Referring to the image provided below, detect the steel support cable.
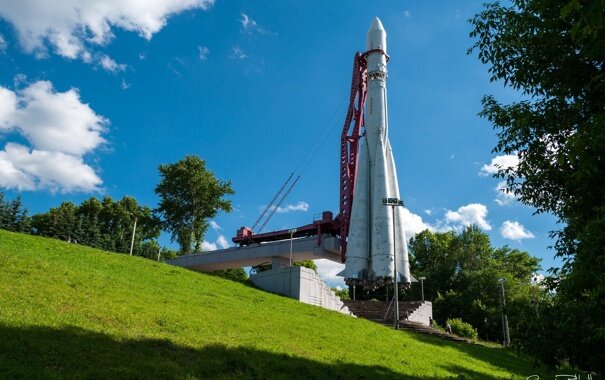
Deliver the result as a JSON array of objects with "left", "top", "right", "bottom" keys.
[
  {"left": 292, "top": 93, "right": 348, "bottom": 176},
  {"left": 251, "top": 172, "right": 294, "bottom": 232},
  {"left": 251, "top": 94, "right": 347, "bottom": 233},
  {"left": 257, "top": 175, "right": 301, "bottom": 233}
]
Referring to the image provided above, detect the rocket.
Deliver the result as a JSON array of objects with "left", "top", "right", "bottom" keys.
[{"left": 340, "top": 18, "right": 411, "bottom": 288}]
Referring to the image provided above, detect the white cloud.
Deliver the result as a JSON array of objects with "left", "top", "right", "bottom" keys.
[
  {"left": 500, "top": 220, "right": 534, "bottom": 240},
  {"left": 120, "top": 79, "right": 131, "bottom": 90},
  {"left": 230, "top": 46, "right": 247, "bottom": 60},
  {"left": 240, "top": 13, "right": 256, "bottom": 30},
  {"left": 240, "top": 13, "right": 266, "bottom": 34},
  {"left": 495, "top": 181, "right": 516, "bottom": 206},
  {"left": 0, "top": 81, "right": 106, "bottom": 193},
  {"left": 531, "top": 273, "right": 544, "bottom": 285},
  {"left": 198, "top": 46, "right": 209, "bottom": 61},
  {"left": 99, "top": 54, "right": 126, "bottom": 72},
  {"left": 404, "top": 10, "right": 411, "bottom": 18},
  {"left": 401, "top": 207, "right": 430, "bottom": 238},
  {"left": 275, "top": 201, "right": 309, "bottom": 213},
  {"left": 209, "top": 220, "right": 221, "bottom": 231},
  {"left": 0, "top": 0, "right": 213, "bottom": 64},
  {"left": 444, "top": 203, "right": 491, "bottom": 231},
  {"left": 202, "top": 234, "right": 230, "bottom": 251},
  {"left": 424, "top": 209, "right": 432, "bottom": 216},
  {"left": 4, "top": 81, "right": 107, "bottom": 156},
  {"left": 315, "top": 259, "right": 345, "bottom": 288},
  {"left": 480, "top": 154, "right": 519, "bottom": 176},
  {"left": 0, "top": 87, "right": 17, "bottom": 130},
  {"left": 216, "top": 235, "right": 230, "bottom": 249},
  {"left": 0, "top": 34, "right": 6, "bottom": 52},
  {"left": 202, "top": 240, "right": 217, "bottom": 251},
  {"left": 0, "top": 143, "right": 102, "bottom": 192}
]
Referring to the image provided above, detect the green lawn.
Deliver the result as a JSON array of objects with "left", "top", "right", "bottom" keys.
[{"left": 0, "top": 230, "right": 553, "bottom": 379}]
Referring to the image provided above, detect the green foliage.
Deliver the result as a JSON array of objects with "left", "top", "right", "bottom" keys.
[
  {"left": 0, "top": 192, "right": 31, "bottom": 233},
  {"left": 251, "top": 260, "right": 317, "bottom": 275},
  {"left": 30, "top": 196, "right": 162, "bottom": 257},
  {"left": 470, "top": 0, "right": 605, "bottom": 373},
  {"left": 159, "top": 247, "right": 179, "bottom": 261},
  {"left": 409, "top": 226, "right": 542, "bottom": 346},
  {"left": 292, "top": 260, "right": 317, "bottom": 272},
  {"left": 332, "top": 287, "right": 350, "bottom": 300},
  {"left": 155, "top": 155, "right": 234, "bottom": 254},
  {"left": 0, "top": 230, "right": 556, "bottom": 378},
  {"left": 210, "top": 268, "right": 249, "bottom": 283},
  {"left": 447, "top": 318, "right": 479, "bottom": 341}
]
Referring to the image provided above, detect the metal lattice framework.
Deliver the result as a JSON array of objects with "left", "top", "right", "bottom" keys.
[
  {"left": 338, "top": 52, "right": 367, "bottom": 263},
  {"left": 233, "top": 53, "right": 368, "bottom": 262}
]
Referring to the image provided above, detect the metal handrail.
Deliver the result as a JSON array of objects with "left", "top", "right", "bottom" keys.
[{"left": 384, "top": 297, "right": 395, "bottom": 321}]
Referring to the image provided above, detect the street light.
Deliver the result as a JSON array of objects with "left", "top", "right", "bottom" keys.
[
  {"left": 497, "top": 278, "right": 511, "bottom": 347},
  {"left": 288, "top": 228, "right": 297, "bottom": 266},
  {"left": 382, "top": 197, "right": 404, "bottom": 330},
  {"left": 129, "top": 214, "right": 138, "bottom": 256},
  {"left": 418, "top": 276, "right": 426, "bottom": 302}
]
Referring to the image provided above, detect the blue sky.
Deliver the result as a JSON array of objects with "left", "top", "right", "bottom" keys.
[{"left": 0, "top": 1, "right": 558, "bottom": 286}]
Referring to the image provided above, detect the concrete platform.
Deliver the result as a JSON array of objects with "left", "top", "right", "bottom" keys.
[{"left": 167, "top": 234, "right": 341, "bottom": 272}]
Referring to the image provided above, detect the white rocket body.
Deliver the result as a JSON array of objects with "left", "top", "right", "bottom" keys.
[{"left": 341, "top": 18, "right": 411, "bottom": 287}]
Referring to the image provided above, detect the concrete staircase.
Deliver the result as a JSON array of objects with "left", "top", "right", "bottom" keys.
[{"left": 343, "top": 300, "right": 471, "bottom": 343}]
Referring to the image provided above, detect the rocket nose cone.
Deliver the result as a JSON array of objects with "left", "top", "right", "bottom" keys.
[
  {"left": 369, "top": 17, "right": 385, "bottom": 31},
  {"left": 366, "top": 17, "right": 387, "bottom": 51}
]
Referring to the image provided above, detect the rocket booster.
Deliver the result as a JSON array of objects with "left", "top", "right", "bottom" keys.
[{"left": 341, "top": 18, "right": 411, "bottom": 288}]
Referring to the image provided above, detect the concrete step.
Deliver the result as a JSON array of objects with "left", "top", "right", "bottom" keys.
[{"left": 344, "top": 300, "right": 470, "bottom": 344}]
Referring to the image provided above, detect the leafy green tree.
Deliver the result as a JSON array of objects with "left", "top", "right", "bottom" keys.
[
  {"left": 76, "top": 197, "right": 103, "bottom": 248},
  {"left": 155, "top": 156, "right": 234, "bottom": 254},
  {"left": 32, "top": 202, "right": 79, "bottom": 241},
  {"left": 470, "top": 0, "right": 605, "bottom": 372},
  {"left": 31, "top": 196, "right": 161, "bottom": 257},
  {"left": 0, "top": 193, "right": 31, "bottom": 233},
  {"left": 409, "top": 226, "right": 542, "bottom": 345},
  {"left": 332, "top": 287, "right": 350, "bottom": 300}
]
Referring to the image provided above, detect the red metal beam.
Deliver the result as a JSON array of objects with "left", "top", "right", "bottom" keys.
[{"left": 337, "top": 52, "right": 367, "bottom": 262}]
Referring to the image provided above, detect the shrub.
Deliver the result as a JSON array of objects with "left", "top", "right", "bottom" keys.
[
  {"left": 332, "top": 287, "right": 350, "bottom": 300},
  {"left": 447, "top": 318, "right": 479, "bottom": 340}
]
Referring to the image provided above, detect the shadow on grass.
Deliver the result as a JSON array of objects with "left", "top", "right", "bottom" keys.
[
  {"left": 400, "top": 329, "right": 554, "bottom": 378},
  {"left": 0, "top": 324, "right": 427, "bottom": 379}
]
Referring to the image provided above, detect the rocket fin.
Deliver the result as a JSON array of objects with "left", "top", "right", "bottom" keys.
[{"left": 385, "top": 139, "right": 411, "bottom": 284}]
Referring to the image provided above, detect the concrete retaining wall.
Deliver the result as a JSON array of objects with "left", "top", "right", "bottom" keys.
[{"left": 251, "top": 266, "right": 352, "bottom": 315}]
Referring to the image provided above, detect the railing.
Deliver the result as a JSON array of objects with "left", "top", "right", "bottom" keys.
[{"left": 383, "top": 297, "right": 395, "bottom": 321}]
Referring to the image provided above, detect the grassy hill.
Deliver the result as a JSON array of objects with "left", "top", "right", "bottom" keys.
[{"left": 0, "top": 229, "right": 553, "bottom": 379}]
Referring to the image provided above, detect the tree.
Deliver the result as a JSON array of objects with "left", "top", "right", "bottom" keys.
[
  {"left": 31, "top": 196, "right": 161, "bottom": 256},
  {"left": 470, "top": 0, "right": 605, "bottom": 373},
  {"left": 155, "top": 156, "right": 234, "bottom": 254},
  {"left": 408, "top": 226, "right": 542, "bottom": 345},
  {"left": 32, "top": 202, "right": 79, "bottom": 241},
  {"left": 0, "top": 193, "right": 30, "bottom": 233}
]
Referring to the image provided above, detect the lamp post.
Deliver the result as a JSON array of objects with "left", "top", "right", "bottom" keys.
[
  {"left": 498, "top": 278, "right": 511, "bottom": 347},
  {"left": 288, "top": 228, "right": 297, "bottom": 266},
  {"left": 382, "top": 197, "right": 404, "bottom": 330},
  {"left": 129, "top": 214, "right": 138, "bottom": 256},
  {"left": 419, "top": 276, "right": 426, "bottom": 302}
]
